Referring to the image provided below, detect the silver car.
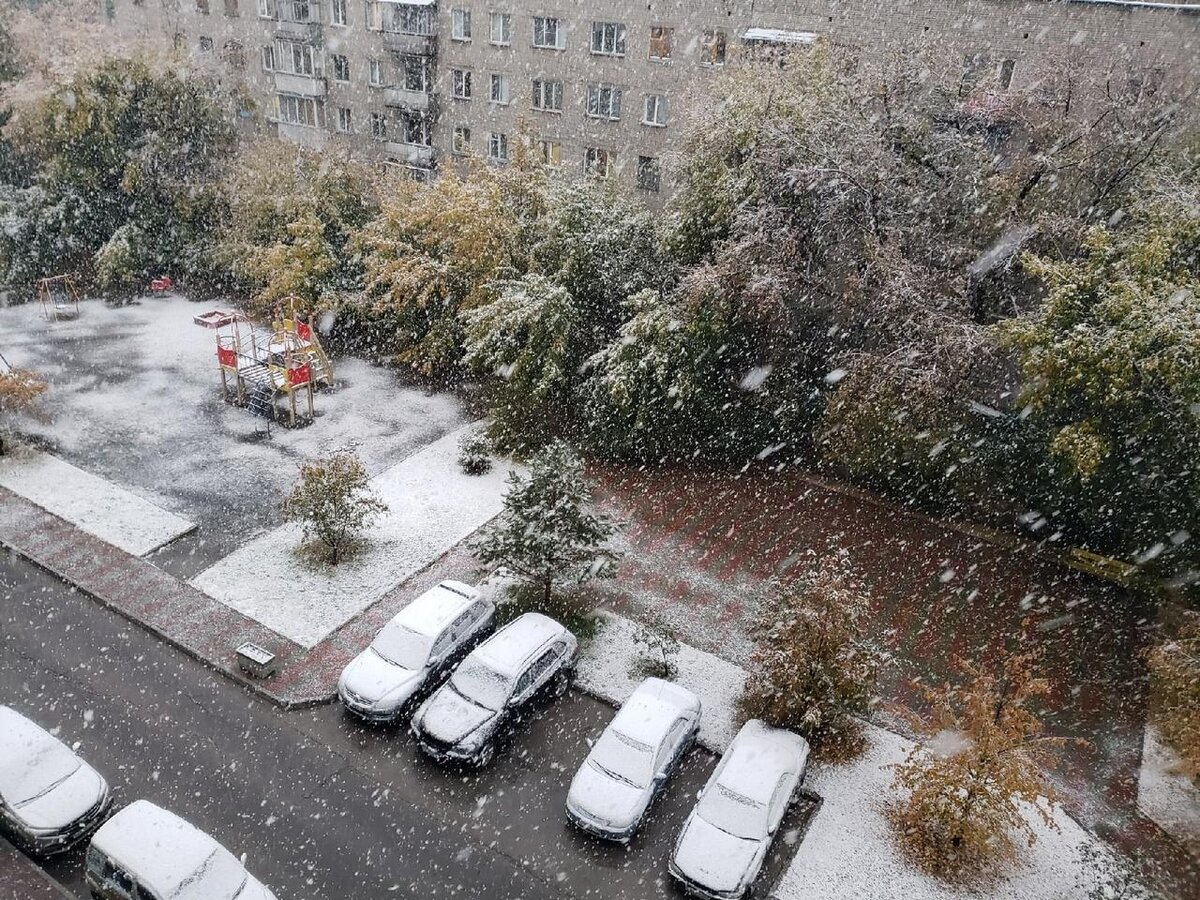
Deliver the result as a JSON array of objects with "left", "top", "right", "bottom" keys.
[
  {"left": 338, "top": 580, "right": 495, "bottom": 722},
  {"left": 0, "top": 705, "right": 111, "bottom": 855},
  {"left": 411, "top": 612, "right": 578, "bottom": 767},
  {"left": 669, "top": 719, "right": 810, "bottom": 900},
  {"left": 566, "top": 677, "right": 701, "bottom": 842}
]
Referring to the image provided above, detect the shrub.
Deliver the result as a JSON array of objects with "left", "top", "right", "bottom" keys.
[
  {"left": 457, "top": 429, "right": 493, "bottom": 475},
  {"left": 281, "top": 448, "right": 387, "bottom": 565}
]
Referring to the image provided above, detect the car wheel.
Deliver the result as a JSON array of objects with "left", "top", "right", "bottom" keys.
[
  {"left": 555, "top": 666, "right": 576, "bottom": 697},
  {"left": 476, "top": 741, "right": 495, "bottom": 768}
]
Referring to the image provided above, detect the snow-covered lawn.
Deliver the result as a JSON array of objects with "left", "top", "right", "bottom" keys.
[
  {"left": 1137, "top": 726, "right": 1200, "bottom": 854},
  {"left": 0, "top": 448, "right": 194, "bottom": 555},
  {"left": 191, "top": 423, "right": 514, "bottom": 647},
  {"left": 577, "top": 609, "right": 1133, "bottom": 900}
]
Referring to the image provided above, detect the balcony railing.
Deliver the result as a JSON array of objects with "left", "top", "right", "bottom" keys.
[
  {"left": 382, "top": 32, "right": 437, "bottom": 55},
  {"left": 385, "top": 142, "right": 433, "bottom": 165},
  {"left": 383, "top": 87, "right": 435, "bottom": 111},
  {"left": 274, "top": 71, "right": 326, "bottom": 97}
]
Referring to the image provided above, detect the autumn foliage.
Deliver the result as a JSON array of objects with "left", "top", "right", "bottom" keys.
[
  {"left": 0, "top": 366, "right": 47, "bottom": 454},
  {"left": 1145, "top": 611, "right": 1200, "bottom": 782},
  {"left": 281, "top": 448, "right": 387, "bottom": 565}
]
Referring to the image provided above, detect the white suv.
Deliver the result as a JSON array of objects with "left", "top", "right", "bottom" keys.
[
  {"left": 411, "top": 612, "right": 578, "bottom": 767},
  {"left": 339, "top": 580, "right": 495, "bottom": 722}
]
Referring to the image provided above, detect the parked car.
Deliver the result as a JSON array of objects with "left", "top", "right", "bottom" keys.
[
  {"left": 669, "top": 719, "right": 810, "bottom": 900},
  {"left": 338, "top": 580, "right": 495, "bottom": 722},
  {"left": 86, "top": 800, "right": 277, "bottom": 900},
  {"left": 411, "top": 612, "right": 577, "bottom": 767},
  {"left": 0, "top": 705, "right": 111, "bottom": 855},
  {"left": 566, "top": 677, "right": 701, "bottom": 842}
]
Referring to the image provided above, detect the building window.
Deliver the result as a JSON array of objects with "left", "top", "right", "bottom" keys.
[
  {"left": 584, "top": 147, "right": 614, "bottom": 178},
  {"left": 256, "top": 0, "right": 274, "bottom": 18},
  {"left": 532, "top": 16, "right": 562, "bottom": 49},
  {"left": 586, "top": 83, "right": 622, "bottom": 120},
  {"left": 197, "top": 0, "right": 210, "bottom": 14},
  {"left": 643, "top": 94, "right": 667, "bottom": 126},
  {"left": 403, "top": 55, "right": 431, "bottom": 92},
  {"left": 999, "top": 58, "right": 1016, "bottom": 90},
  {"left": 490, "top": 73, "right": 510, "bottom": 104},
  {"left": 452, "top": 8, "right": 472, "bottom": 41},
  {"left": 369, "top": 58, "right": 384, "bottom": 86},
  {"left": 591, "top": 21, "right": 626, "bottom": 57},
  {"left": 636, "top": 155, "right": 661, "bottom": 192},
  {"left": 224, "top": 0, "right": 239, "bottom": 16},
  {"left": 278, "top": 0, "right": 316, "bottom": 23},
  {"left": 222, "top": 40, "right": 246, "bottom": 69},
  {"left": 336, "top": 106, "right": 353, "bottom": 133},
  {"left": 199, "top": 36, "right": 214, "bottom": 51},
  {"left": 700, "top": 29, "right": 726, "bottom": 66},
  {"left": 488, "top": 132, "right": 509, "bottom": 162},
  {"left": 332, "top": 54, "right": 350, "bottom": 82},
  {"left": 453, "top": 125, "right": 471, "bottom": 154},
  {"left": 278, "top": 94, "right": 322, "bottom": 126},
  {"left": 276, "top": 39, "right": 316, "bottom": 76},
  {"left": 261, "top": 45, "right": 276, "bottom": 71},
  {"left": 452, "top": 69, "right": 472, "bottom": 99},
  {"left": 531, "top": 78, "right": 562, "bottom": 112},
  {"left": 371, "top": 111, "right": 388, "bottom": 138},
  {"left": 330, "top": 0, "right": 347, "bottom": 25},
  {"left": 649, "top": 25, "right": 672, "bottom": 61},
  {"left": 537, "top": 139, "right": 561, "bottom": 166},
  {"left": 368, "top": 0, "right": 433, "bottom": 34},
  {"left": 490, "top": 12, "right": 511, "bottom": 45}
]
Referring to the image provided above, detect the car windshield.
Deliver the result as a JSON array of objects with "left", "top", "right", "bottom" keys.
[
  {"left": 697, "top": 784, "right": 768, "bottom": 841},
  {"left": 371, "top": 622, "right": 433, "bottom": 670},
  {"left": 450, "top": 657, "right": 512, "bottom": 711},
  {"left": 591, "top": 729, "right": 654, "bottom": 789}
]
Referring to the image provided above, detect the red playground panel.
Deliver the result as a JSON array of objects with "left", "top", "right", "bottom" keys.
[
  {"left": 150, "top": 276, "right": 173, "bottom": 292},
  {"left": 287, "top": 363, "right": 311, "bottom": 387}
]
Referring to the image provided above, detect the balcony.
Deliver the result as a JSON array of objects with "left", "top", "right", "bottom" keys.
[
  {"left": 385, "top": 142, "right": 433, "bottom": 165},
  {"left": 277, "top": 122, "right": 328, "bottom": 149},
  {"left": 274, "top": 72, "right": 326, "bottom": 97},
  {"left": 275, "top": 1, "right": 321, "bottom": 38},
  {"left": 382, "top": 32, "right": 437, "bottom": 56},
  {"left": 383, "top": 87, "right": 435, "bottom": 111}
]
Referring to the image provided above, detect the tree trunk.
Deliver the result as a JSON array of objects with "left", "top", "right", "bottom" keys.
[{"left": 542, "top": 575, "right": 553, "bottom": 607}]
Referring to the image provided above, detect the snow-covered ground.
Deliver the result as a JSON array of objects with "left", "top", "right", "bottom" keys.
[
  {"left": 0, "top": 447, "right": 194, "bottom": 555},
  {"left": 1137, "top": 726, "right": 1200, "bottom": 854},
  {"left": 576, "top": 609, "right": 1137, "bottom": 900},
  {"left": 192, "top": 423, "right": 514, "bottom": 647}
]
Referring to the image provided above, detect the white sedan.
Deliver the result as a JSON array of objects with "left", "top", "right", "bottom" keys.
[
  {"left": 669, "top": 719, "right": 809, "bottom": 899},
  {"left": 565, "top": 677, "right": 700, "bottom": 842},
  {"left": 0, "top": 705, "right": 111, "bottom": 854}
]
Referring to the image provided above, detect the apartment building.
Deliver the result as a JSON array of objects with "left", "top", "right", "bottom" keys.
[{"left": 101, "top": 0, "right": 1200, "bottom": 198}]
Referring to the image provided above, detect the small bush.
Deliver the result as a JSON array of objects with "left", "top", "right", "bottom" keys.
[
  {"left": 458, "top": 429, "right": 493, "bottom": 475},
  {"left": 1145, "top": 611, "right": 1200, "bottom": 783},
  {"left": 282, "top": 447, "right": 387, "bottom": 565},
  {"left": 630, "top": 613, "right": 680, "bottom": 680}
]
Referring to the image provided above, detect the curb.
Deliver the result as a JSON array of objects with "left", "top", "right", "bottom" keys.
[{"left": 0, "top": 837, "right": 76, "bottom": 900}]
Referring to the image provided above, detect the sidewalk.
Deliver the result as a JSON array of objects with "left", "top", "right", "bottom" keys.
[
  {"left": 0, "top": 486, "right": 478, "bottom": 708},
  {"left": 0, "top": 838, "right": 74, "bottom": 900}
]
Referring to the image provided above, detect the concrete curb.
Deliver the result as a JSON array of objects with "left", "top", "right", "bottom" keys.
[{"left": 0, "top": 837, "right": 76, "bottom": 900}]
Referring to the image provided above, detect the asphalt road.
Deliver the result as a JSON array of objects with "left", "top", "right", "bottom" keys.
[{"left": 0, "top": 555, "right": 816, "bottom": 900}]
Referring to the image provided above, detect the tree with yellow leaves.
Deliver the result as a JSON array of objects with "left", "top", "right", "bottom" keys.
[{"left": 0, "top": 364, "right": 46, "bottom": 455}]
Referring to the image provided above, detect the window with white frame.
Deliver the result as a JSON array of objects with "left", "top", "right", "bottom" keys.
[
  {"left": 531, "top": 78, "right": 562, "bottom": 112},
  {"left": 700, "top": 28, "right": 727, "bottom": 66},
  {"left": 452, "top": 69, "right": 472, "bottom": 99},
  {"left": 261, "top": 45, "right": 275, "bottom": 70},
  {"left": 332, "top": 54, "right": 350, "bottom": 82},
  {"left": 277, "top": 94, "right": 322, "bottom": 126},
  {"left": 490, "top": 12, "right": 511, "bottom": 45},
  {"left": 399, "top": 110, "right": 431, "bottom": 145},
  {"left": 643, "top": 94, "right": 667, "bottom": 126},
  {"left": 537, "top": 139, "right": 561, "bottom": 166},
  {"left": 488, "top": 132, "right": 508, "bottom": 162},
  {"left": 402, "top": 55, "right": 431, "bottom": 92},
  {"left": 532, "top": 16, "right": 562, "bottom": 49},
  {"left": 586, "top": 83, "right": 622, "bottom": 120},
  {"left": 330, "top": 0, "right": 347, "bottom": 25},
  {"left": 451, "top": 7, "right": 472, "bottom": 40},
  {"left": 453, "top": 124, "right": 471, "bottom": 154},
  {"left": 256, "top": 0, "right": 274, "bottom": 18},
  {"left": 649, "top": 26, "right": 672, "bottom": 61},
  {"left": 584, "top": 147, "right": 614, "bottom": 178},
  {"left": 489, "top": 72, "right": 509, "bottom": 104},
  {"left": 277, "top": 0, "right": 316, "bottom": 23},
  {"left": 636, "top": 155, "right": 661, "bottom": 191},
  {"left": 369, "top": 58, "right": 384, "bottom": 86},
  {"left": 336, "top": 106, "right": 352, "bottom": 132},
  {"left": 590, "top": 21, "right": 626, "bottom": 56},
  {"left": 371, "top": 111, "right": 388, "bottom": 138},
  {"left": 275, "top": 39, "right": 317, "bottom": 76}
]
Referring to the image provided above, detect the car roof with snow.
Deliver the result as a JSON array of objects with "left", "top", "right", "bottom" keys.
[
  {"left": 393, "top": 580, "right": 481, "bottom": 636},
  {"left": 716, "top": 721, "right": 805, "bottom": 805},
  {"left": 90, "top": 800, "right": 250, "bottom": 900},
  {"left": 473, "top": 612, "right": 566, "bottom": 677},
  {"left": 0, "top": 706, "right": 82, "bottom": 805},
  {"left": 610, "top": 679, "right": 699, "bottom": 747}
]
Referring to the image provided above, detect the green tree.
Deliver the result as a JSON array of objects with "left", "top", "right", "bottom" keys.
[{"left": 281, "top": 448, "right": 388, "bottom": 565}]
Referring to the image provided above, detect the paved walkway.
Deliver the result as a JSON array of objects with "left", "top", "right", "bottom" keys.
[
  {"left": 0, "top": 838, "right": 73, "bottom": 900},
  {"left": 0, "top": 486, "right": 478, "bottom": 707}
]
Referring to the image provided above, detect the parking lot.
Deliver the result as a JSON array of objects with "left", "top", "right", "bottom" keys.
[{"left": 1, "top": 554, "right": 817, "bottom": 900}]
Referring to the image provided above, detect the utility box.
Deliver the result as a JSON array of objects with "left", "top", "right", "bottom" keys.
[{"left": 235, "top": 642, "right": 277, "bottom": 679}]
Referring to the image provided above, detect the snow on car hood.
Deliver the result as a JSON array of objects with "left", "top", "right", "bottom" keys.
[
  {"left": 419, "top": 687, "right": 495, "bottom": 745},
  {"left": 567, "top": 762, "right": 645, "bottom": 829},
  {"left": 342, "top": 650, "right": 421, "bottom": 705},
  {"left": 673, "top": 815, "right": 761, "bottom": 894},
  {"left": 233, "top": 875, "right": 278, "bottom": 900},
  {"left": 12, "top": 764, "right": 104, "bottom": 832}
]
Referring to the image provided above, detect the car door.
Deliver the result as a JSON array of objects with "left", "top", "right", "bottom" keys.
[
  {"left": 661, "top": 717, "right": 690, "bottom": 778},
  {"left": 428, "top": 629, "right": 454, "bottom": 673},
  {"left": 767, "top": 772, "right": 790, "bottom": 835}
]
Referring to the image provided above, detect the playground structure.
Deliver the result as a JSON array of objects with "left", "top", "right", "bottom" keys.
[
  {"left": 36, "top": 275, "right": 82, "bottom": 322},
  {"left": 193, "top": 298, "right": 334, "bottom": 427}
]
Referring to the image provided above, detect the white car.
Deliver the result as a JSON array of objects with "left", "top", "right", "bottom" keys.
[
  {"left": 566, "top": 677, "right": 701, "bottom": 842},
  {"left": 338, "top": 580, "right": 495, "bottom": 722},
  {"left": 0, "top": 705, "right": 111, "bottom": 855},
  {"left": 669, "top": 720, "right": 810, "bottom": 900},
  {"left": 86, "top": 800, "right": 277, "bottom": 900},
  {"left": 411, "top": 612, "right": 578, "bottom": 767}
]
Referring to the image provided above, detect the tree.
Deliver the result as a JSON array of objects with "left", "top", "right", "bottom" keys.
[
  {"left": 281, "top": 448, "right": 387, "bottom": 565},
  {"left": 457, "top": 429, "right": 493, "bottom": 476},
  {"left": 0, "top": 365, "right": 47, "bottom": 455},
  {"left": 630, "top": 612, "right": 680, "bottom": 680},
  {"left": 740, "top": 551, "right": 884, "bottom": 752},
  {"left": 472, "top": 441, "right": 619, "bottom": 605},
  {"left": 889, "top": 651, "right": 1072, "bottom": 878},
  {"left": 1144, "top": 611, "right": 1200, "bottom": 782}
]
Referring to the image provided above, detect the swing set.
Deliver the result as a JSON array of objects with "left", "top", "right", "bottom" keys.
[{"left": 35, "top": 275, "right": 82, "bottom": 322}]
